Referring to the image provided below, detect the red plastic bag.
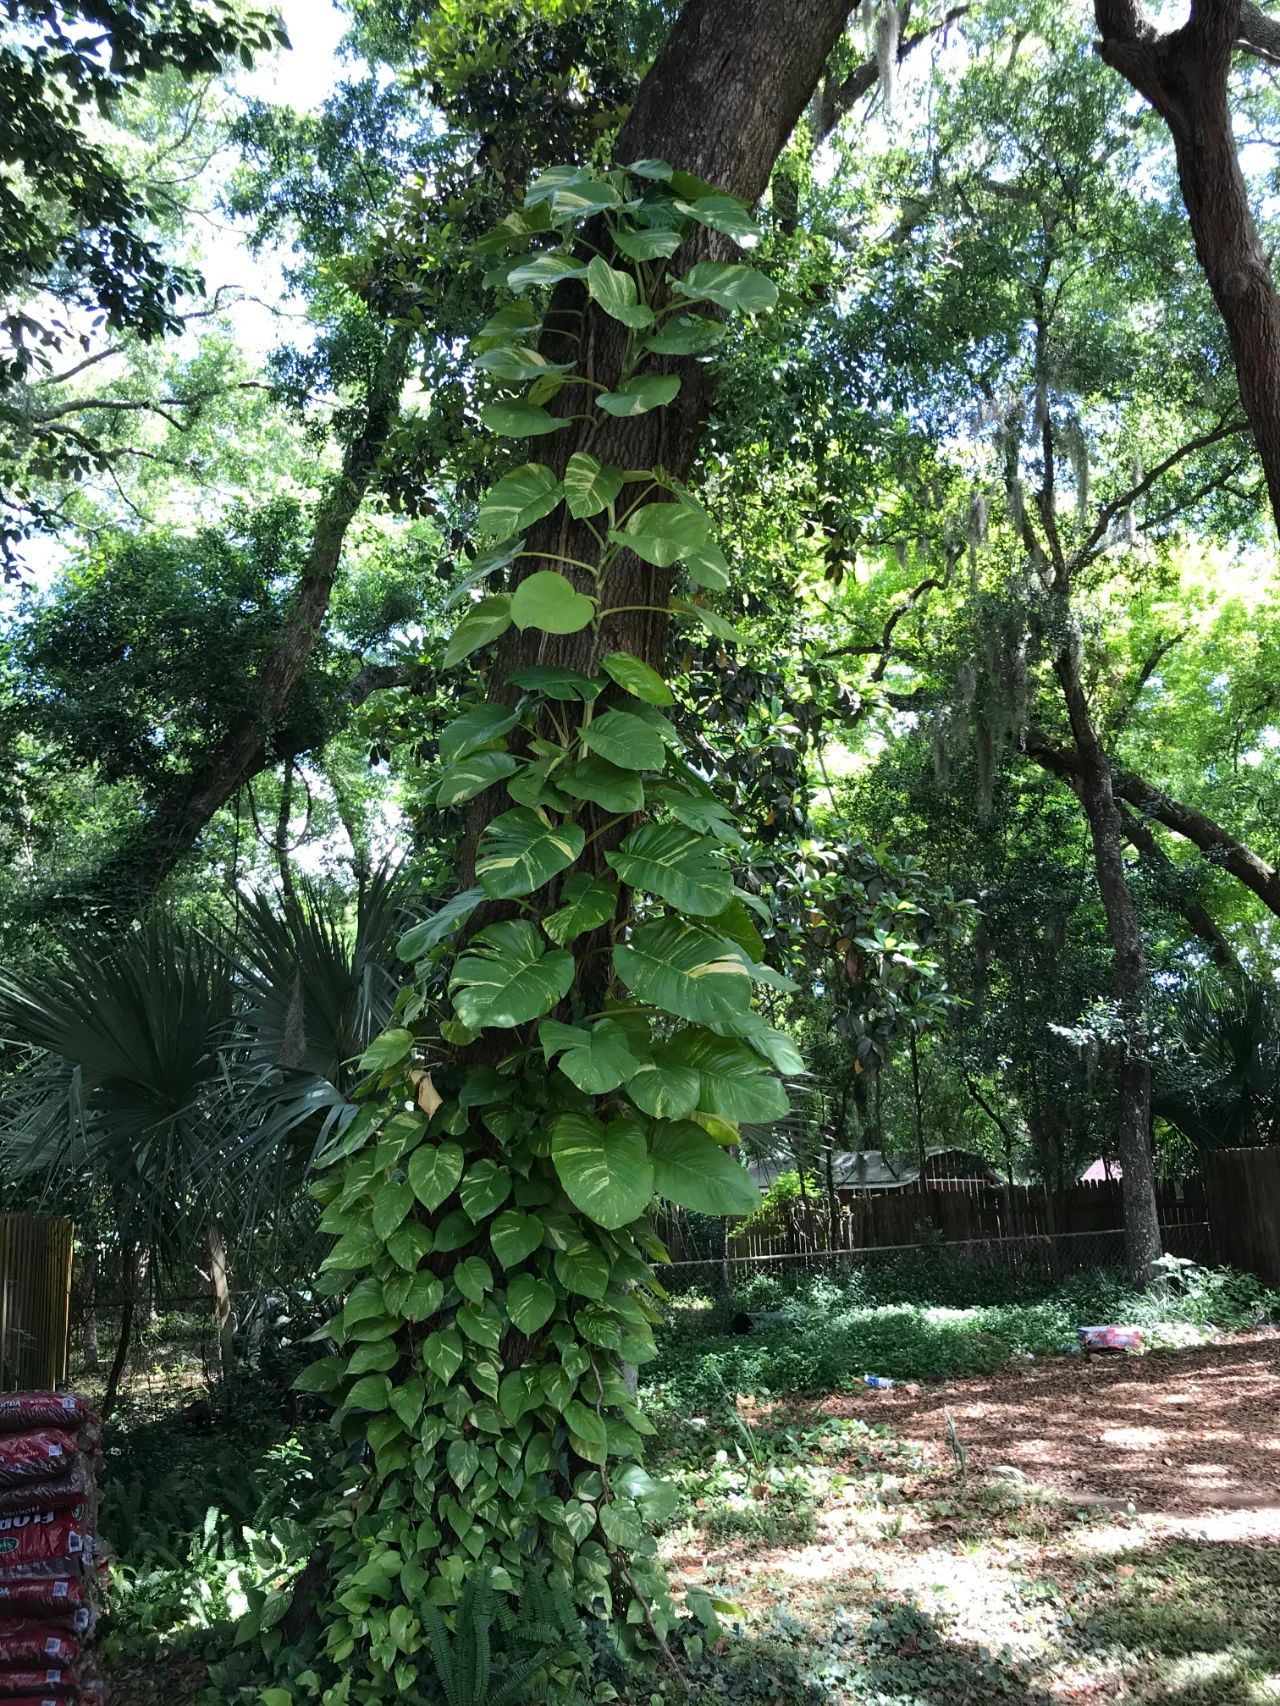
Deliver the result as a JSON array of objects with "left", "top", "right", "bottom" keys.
[
  {"left": 0, "top": 1400, "right": 96, "bottom": 1438},
  {"left": 0, "top": 1628, "right": 78, "bottom": 1664},
  {"left": 0, "top": 1583, "right": 86, "bottom": 1614},
  {"left": 0, "top": 1440, "right": 78, "bottom": 1491},
  {"left": 0, "top": 1512, "right": 93, "bottom": 1573},
  {"left": 0, "top": 1468, "right": 93, "bottom": 1518},
  {"left": 0, "top": 1616, "right": 86, "bottom": 1647},
  {"left": 0, "top": 1672, "right": 75, "bottom": 1698}
]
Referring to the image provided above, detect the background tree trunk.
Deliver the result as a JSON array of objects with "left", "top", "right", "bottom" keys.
[{"left": 1055, "top": 644, "right": 1162, "bottom": 1285}]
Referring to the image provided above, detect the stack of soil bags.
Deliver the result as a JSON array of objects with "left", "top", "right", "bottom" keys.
[{"left": 0, "top": 1394, "right": 108, "bottom": 1704}]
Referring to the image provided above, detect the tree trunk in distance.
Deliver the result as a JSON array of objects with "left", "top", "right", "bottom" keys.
[
  {"left": 1054, "top": 643, "right": 1162, "bottom": 1286},
  {"left": 1094, "top": 0, "right": 1280, "bottom": 532},
  {"left": 208, "top": 1223, "right": 235, "bottom": 1385}
]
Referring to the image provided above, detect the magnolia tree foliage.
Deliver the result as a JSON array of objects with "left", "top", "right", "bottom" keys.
[{"left": 271, "top": 163, "right": 804, "bottom": 1702}]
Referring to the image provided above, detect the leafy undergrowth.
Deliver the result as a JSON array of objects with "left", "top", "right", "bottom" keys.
[{"left": 642, "top": 1260, "right": 1280, "bottom": 1409}]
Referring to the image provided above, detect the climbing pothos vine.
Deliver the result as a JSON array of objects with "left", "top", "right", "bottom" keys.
[{"left": 273, "top": 161, "right": 802, "bottom": 1704}]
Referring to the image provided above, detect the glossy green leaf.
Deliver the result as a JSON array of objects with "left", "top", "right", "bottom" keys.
[
  {"left": 507, "top": 1273, "right": 557, "bottom": 1334},
  {"left": 402, "top": 1272, "right": 445, "bottom": 1321},
  {"left": 359, "top": 1028, "right": 414, "bottom": 1074},
  {"left": 672, "top": 261, "right": 778, "bottom": 314},
  {"left": 625, "top": 1047, "right": 701, "bottom": 1120},
  {"left": 649, "top": 1119, "right": 760, "bottom": 1215},
  {"left": 540, "top": 1018, "right": 640, "bottom": 1094},
  {"left": 451, "top": 919, "right": 574, "bottom": 1028},
  {"left": 475, "top": 346, "right": 573, "bottom": 382},
  {"left": 453, "top": 1256, "right": 494, "bottom": 1305},
  {"left": 525, "top": 167, "right": 621, "bottom": 217},
  {"left": 580, "top": 709, "right": 665, "bottom": 771},
  {"left": 611, "top": 502, "right": 708, "bottom": 568},
  {"left": 673, "top": 597, "right": 742, "bottom": 643},
  {"left": 641, "top": 313, "right": 726, "bottom": 356},
  {"left": 606, "top": 821, "right": 733, "bottom": 916},
  {"left": 477, "top": 463, "right": 563, "bottom": 541},
  {"left": 397, "top": 887, "right": 485, "bottom": 961},
  {"left": 599, "top": 652, "right": 674, "bottom": 706},
  {"left": 613, "top": 918, "right": 752, "bottom": 1023},
  {"left": 439, "top": 703, "right": 520, "bottom": 764},
  {"left": 553, "top": 1239, "right": 610, "bottom": 1300},
  {"left": 435, "top": 750, "right": 518, "bottom": 808},
  {"left": 510, "top": 570, "right": 596, "bottom": 634},
  {"left": 475, "top": 808, "right": 585, "bottom": 900},
  {"left": 408, "top": 1142, "right": 464, "bottom": 1213},
  {"left": 612, "top": 225, "right": 682, "bottom": 261},
  {"left": 424, "top": 1328, "right": 464, "bottom": 1383},
  {"left": 480, "top": 401, "right": 568, "bottom": 438},
  {"left": 442, "top": 595, "right": 513, "bottom": 668},
  {"left": 597, "top": 374, "right": 681, "bottom": 417},
  {"left": 508, "top": 664, "right": 602, "bottom": 702},
  {"left": 386, "top": 1219, "right": 434, "bottom": 1271},
  {"left": 489, "top": 1210, "right": 544, "bottom": 1269},
  {"left": 563, "top": 453, "right": 625, "bottom": 520},
  {"left": 506, "top": 251, "right": 589, "bottom": 289},
  {"left": 543, "top": 873, "right": 620, "bottom": 946},
  {"left": 669, "top": 1031, "right": 789, "bottom": 1121},
  {"left": 674, "top": 193, "right": 762, "bottom": 246},
  {"left": 558, "top": 755, "right": 645, "bottom": 813},
  {"left": 459, "top": 1159, "right": 512, "bottom": 1220},
  {"left": 551, "top": 1111, "right": 653, "bottom": 1229},
  {"left": 586, "top": 255, "right": 654, "bottom": 328},
  {"left": 371, "top": 1179, "right": 414, "bottom": 1241}
]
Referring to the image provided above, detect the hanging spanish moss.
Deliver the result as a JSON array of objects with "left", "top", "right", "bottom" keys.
[
  {"left": 875, "top": 1, "right": 900, "bottom": 112},
  {"left": 1062, "top": 414, "right": 1090, "bottom": 524}
]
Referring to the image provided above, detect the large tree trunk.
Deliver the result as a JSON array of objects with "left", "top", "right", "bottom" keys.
[
  {"left": 469, "top": 0, "right": 857, "bottom": 762},
  {"left": 1054, "top": 643, "right": 1162, "bottom": 1285},
  {"left": 1094, "top": 0, "right": 1280, "bottom": 531}
]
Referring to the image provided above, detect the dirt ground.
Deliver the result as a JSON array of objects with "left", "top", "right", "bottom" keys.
[{"left": 821, "top": 1328, "right": 1280, "bottom": 1530}]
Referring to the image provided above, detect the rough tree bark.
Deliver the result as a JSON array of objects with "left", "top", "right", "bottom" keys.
[
  {"left": 1054, "top": 640, "right": 1162, "bottom": 1284},
  {"left": 462, "top": 0, "right": 860, "bottom": 908},
  {"left": 1094, "top": 0, "right": 1280, "bottom": 530},
  {"left": 89, "top": 327, "right": 411, "bottom": 916}
]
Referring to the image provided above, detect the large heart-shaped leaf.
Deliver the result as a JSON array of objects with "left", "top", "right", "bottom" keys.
[
  {"left": 475, "top": 346, "right": 573, "bottom": 382},
  {"left": 540, "top": 1019, "right": 640, "bottom": 1094},
  {"left": 506, "top": 252, "right": 589, "bottom": 290},
  {"left": 450, "top": 920, "right": 574, "bottom": 1028},
  {"left": 477, "top": 463, "right": 564, "bottom": 541},
  {"left": 581, "top": 709, "right": 666, "bottom": 771},
  {"left": 543, "top": 874, "right": 620, "bottom": 946},
  {"left": 397, "top": 887, "right": 485, "bottom": 961},
  {"left": 359, "top": 1028, "right": 414, "bottom": 1073},
  {"left": 435, "top": 750, "right": 518, "bottom": 808},
  {"left": 459, "top": 1159, "right": 512, "bottom": 1220},
  {"left": 510, "top": 570, "right": 596, "bottom": 634},
  {"left": 525, "top": 167, "right": 621, "bottom": 217},
  {"left": 625, "top": 1045, "right": 701, "bottom": 1120},
  {"left": 600, "top": 652, "right": 674, "bottom": 707},
  {"left": 606, "top": 821, "right": 733, "bottom": 916},
  {"left": 587, "top": 256, "right": 654, "bottom": 328},
  {"left": 613, "top": 918, "right": 752, "bottom": 1024},
  {"left": 408, "top": 1142, "right": 465, "bottom": 1213},
  {"left": 480, "top": 401, "right": 568, "bottom": 438},
  {"left": 612, "top": 225, "right": 683, "bottom": 262},
  {"left": 443, "top": 595, "right": 513, "bottom": 668},
  {"left": 611, "top": 502, "right": 708, "bottom": 568},
  {"left": 490, "top": 1210, "right": 544, "bottom": 1269},
  {"left": 507, "top": 1273, "right": 557, "bottom": 1333},
  {"left": 476, "top": 808, "right": 585, "bottom": 899},
  {"left": 439, "top": 703, "right": 520, "bottom": 764},
  {"left": 508, "top": 665, "right": 603, "bottom": 702},
  {"left": 674, "top": 193, "right": 762, "bottom": 246},
  {"left": 669, "top": 1030, "right": 789, "bottom": 1122},
  {"left": 597, "top": 374, "right": 680, "bottom": 417},
  {"left": 649, "top": 1120, "right": 759, "bottom": 1215},
  {"left": 558, "top": 756, "right": 644, "bottom": 814},
  {"left": 672, "top": 261, "right": 778, "bottom": 314},
  {"left": 641, "top": 313, "right": 725, "bottom": 356},
  {"left": 564, "top": 453, "right": 625, "bottom": 519},
  {"left": 551, "top": 1113, "right": 653, "bottom": 1229}
]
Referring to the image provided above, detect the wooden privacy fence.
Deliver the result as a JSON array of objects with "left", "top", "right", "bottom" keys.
[
  {"left": 654, "top": 1175, "right": 1210, "bottom": 1271},
  {"left": 1205, "top": 1148, "right": 1280, "bottom": 1284},
  {"left": 0, "top": 1214, "right": 74, "bottom": 1390}
]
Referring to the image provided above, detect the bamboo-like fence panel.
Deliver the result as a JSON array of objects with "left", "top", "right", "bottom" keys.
[{"left": 0, "top": 1213, "right": 75, "bottom": 1390}]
